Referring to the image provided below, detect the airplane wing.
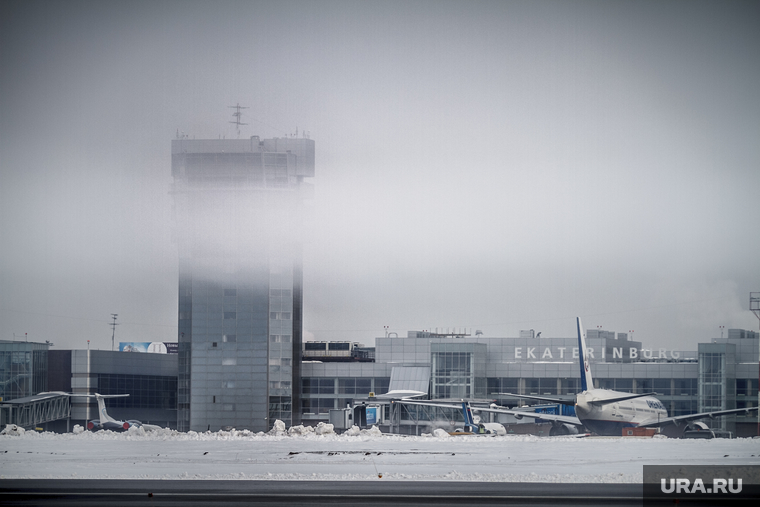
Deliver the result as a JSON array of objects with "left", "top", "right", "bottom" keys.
[
  {"left": 75, "top": 394, "right": 130, "bottom": 398},
  {"left": 31, "top": 391, "right": 72, "bottom": 400},
  {"left": 375, "top": 390, "right": 427, "bottom": 400},
  {"left": 46, "top": 393, "right": 130, "bottom": 399},
  {"left": 586, "top": 393, "right": 658, "bottom": 406},
  {"left": 497, "top": 392, "right": 575, "bottom": 406},
  {"left": 638, "top": 406, "right": 759, "bottom": 428},
  {"left": 395, "top": 400, "right": 583, "bottom": 425},
  {"left": 507, "top": 391, "right": 661, "bottom": 407},
  {"left": 473, "top": 405, "right": 582, "bottom": 427},
  {"left": 391, "top": 400, "right": 466, "bottom": 410},
  {"left": 393, "top": 400, "right": 585, "bottom": 430}
]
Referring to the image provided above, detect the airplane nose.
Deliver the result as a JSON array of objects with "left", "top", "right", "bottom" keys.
[
  {"left": 87, "top": 421, "right": 94, "bottom": 430},
  {"left": 123, "top": 422, "right": 130, "bottom": 430}
]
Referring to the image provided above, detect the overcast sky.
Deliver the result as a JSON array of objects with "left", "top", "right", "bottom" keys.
[{"left": 2, "top": 0, "right": 759, "bottom": 352}]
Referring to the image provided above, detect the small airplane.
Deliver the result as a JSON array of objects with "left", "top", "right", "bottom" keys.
[
  {"left": 39, "top": 392, "right": 162, "bottom": 432},
  {"left": 82, "top": 393, "right": 163, "bottom": 431},
  {"left": 486, "top": 317, "right": 758, "bottom": 436}
]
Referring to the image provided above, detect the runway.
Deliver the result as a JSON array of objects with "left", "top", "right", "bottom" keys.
[{"left": 0, "top": 479, "right": 643, "bottom": 506}]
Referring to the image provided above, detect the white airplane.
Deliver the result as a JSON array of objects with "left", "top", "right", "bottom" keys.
[
  {"left": 40, "top": 392, "right": 162, "bottom": 432},
  {"left": 83, "top": 393, "right": 163, "bottom": 431},
  {"left": 485, "top": 317, "right": 758, "bottom": 436}
]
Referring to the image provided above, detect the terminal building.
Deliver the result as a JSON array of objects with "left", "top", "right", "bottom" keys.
[
  {"left": 300, "top": 328, "right": 759, "bottom": 437},
  {"left": 1, "top": 326, "right": 758, "bottom": 436},
  {"left": 0, "top": 345, "right": 177, "bottom": 432}
]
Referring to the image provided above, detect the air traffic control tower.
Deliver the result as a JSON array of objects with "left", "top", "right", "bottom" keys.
[{"left": 171, "top": 136, "right": 315, "bottom": 432}]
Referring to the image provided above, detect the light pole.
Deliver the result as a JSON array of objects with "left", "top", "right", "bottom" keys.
[{"left": 109, "top": 314, "right": 119, "bottom": 351}]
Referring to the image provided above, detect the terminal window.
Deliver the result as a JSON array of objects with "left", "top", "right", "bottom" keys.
[{"left": 97, "top": 374, "right": 177, "bottom": 409}]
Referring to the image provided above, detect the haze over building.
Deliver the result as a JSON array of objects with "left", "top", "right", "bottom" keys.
[{"left": 171, "top": 135, "right": 315, "bottom": 432}]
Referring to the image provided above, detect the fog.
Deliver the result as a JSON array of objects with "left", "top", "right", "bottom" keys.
[{"left": 1, "top": 0, "right": 759, "bottom": 351}]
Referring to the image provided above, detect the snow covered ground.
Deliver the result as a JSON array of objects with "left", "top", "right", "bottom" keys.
[{"left": 2, "top": 425, "right": 759, "bottom": 483}]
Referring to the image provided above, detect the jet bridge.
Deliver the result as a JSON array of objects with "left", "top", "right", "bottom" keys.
[{"left": 0, "top": 392, "right": 71, "bottom": 430}]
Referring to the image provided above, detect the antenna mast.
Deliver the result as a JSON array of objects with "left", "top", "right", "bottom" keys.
[
  {"left": 109, "top": 314, "right": 119, "bottom": 351},
  {"left": 228, "top": 103, "right": 249, "bottom": 138}
]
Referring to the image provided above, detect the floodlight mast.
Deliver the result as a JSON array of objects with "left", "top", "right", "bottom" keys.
[
  {"left": 751, "top": 292, "right": 760, "bottom": 436},
  {"left": 110, "top": 314, "right": 119, "bottom": 351}
]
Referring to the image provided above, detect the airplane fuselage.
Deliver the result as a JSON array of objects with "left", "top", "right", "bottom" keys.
[
  {"left": 575, "top": 389, "right": 667, "bottom": 435},
  {"left": 87, "top": 419, "right": 131, "bottom": 431}
]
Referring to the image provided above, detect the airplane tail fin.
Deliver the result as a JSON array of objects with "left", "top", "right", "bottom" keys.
[
  {"left": 94, "top": 394, "right": 116, "bottom": 423},
  {"left": 67, "top": 393, "right": 128, "bottom": 424},
  {"left": 577, "top": 317, "right": 594, "bottom": 391},
  {"left": 461, "top": 401, "right": 475, "bottom": 428}
]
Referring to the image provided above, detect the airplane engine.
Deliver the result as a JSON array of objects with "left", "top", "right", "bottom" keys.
[
  {"left": 549, "top": 423, "right": 579, "bottom": 436},
  {"left": 482, "top": 423, "right": 507, "bottom": 436}
]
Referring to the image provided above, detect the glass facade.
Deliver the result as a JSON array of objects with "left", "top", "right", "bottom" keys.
[
  {"left": 177, "top": 258, "right": 278, "bottom": 432},
  {"left": 699, "top": 353, "right": 726, "bottom": 411},
  {"left": 433, "top": 350, "right": 472, "bottom": 398},
  {"left": 267, "top": 261, "right": 295, "bottom": 426},
  {"left": 97, "top": 374, "right": 177, "bottom": 410},
  {"left": 300, "top": 377, "right": 389, "bottom": 415},
  {"left": 697, "top": 343, "right": 737, "bottom": 430},
  {"left": 0, "top": 341, "right": 48, "bottom": 401},
  {"left": 431, "top": 343, "right": 487, "bottom": 399}
]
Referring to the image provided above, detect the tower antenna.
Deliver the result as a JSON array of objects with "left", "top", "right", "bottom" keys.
[
  {"left": 109, "top": 314, "right": 119, "bottom": 351},
  {"left": 228, "top": 103, "right": 249, "bottom": 138}
]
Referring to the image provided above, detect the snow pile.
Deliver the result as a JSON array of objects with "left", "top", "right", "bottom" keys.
[
  {"left": 288, "top": 425, "right": 314, "bottom": 436},
  {"left": 223, "top": 429, "right": 255, "bottom": 438},
  {"left": 314, "top": 422, "right": 334, "bottom": 435},
  {"left": 268, "top": 420, "right": 287, "bottom": 435},
  {"left": 72, "top": 425, "right": 84, "bottom": 434},
  {"left": 360, "top": 425, "right": 382, "bottom": 436},
  {"left": 127, "top": 425, "right": 147, "bottom": 436},
  {"left": 343, "top": 425, "right": 361, "bottom": 436},
  {"left": 1, "top": 424, "right": 25, "bottom": 436},
  {"left": 432, "top": 428, "right": 450, "bottom": 438}
]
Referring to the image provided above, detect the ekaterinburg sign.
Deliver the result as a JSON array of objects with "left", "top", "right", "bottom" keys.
[{"left": 512, "top": 346, "right": 683, "bottom": 361}]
